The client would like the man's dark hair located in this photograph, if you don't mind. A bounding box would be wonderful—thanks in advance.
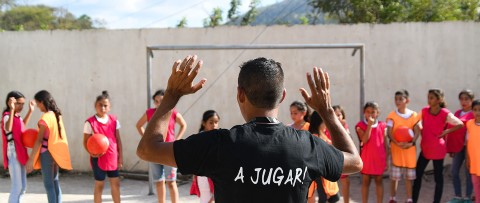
[238,57,284,109]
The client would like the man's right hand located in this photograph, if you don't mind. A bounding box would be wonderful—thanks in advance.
[300,67,332,114]
[165,55,207,99]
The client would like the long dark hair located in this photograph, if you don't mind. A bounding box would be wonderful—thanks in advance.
[3,91,25,114]
[308,111,323,135]
[34,90,63,138]
[199,110,220,132]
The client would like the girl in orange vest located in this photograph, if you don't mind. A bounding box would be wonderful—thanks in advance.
[290,101,310,130]
[26,90,72,203]
[83,91,123,203]
[385,90,420,203]
[356,102,387,203]
[308,111,340,203]
[466,99,480,203]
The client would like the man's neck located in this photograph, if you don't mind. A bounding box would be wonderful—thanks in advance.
[243,108,278,122]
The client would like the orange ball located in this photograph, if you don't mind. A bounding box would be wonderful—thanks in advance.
[87,134,109,155]
[22,128,38,148]
[394,126,414,142]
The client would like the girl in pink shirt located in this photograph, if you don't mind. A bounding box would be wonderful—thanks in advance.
[412,89,463,203]
[356,102,387,203]
[83,91,123,203]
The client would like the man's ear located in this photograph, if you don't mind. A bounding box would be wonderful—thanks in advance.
[237,87,245,104]
[279,88,287,104]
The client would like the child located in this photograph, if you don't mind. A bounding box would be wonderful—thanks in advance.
[308,111,340,203]
[328,105,351,203]
[290,101,310,130]
[412,89,464,203]
[466,99,480,203]
[135,89,187,203]
[26,90,72,203]
[385,90,420,203]
[83,91,123,203]
[356,102,386,203]
[447,90,475,203]
[190,110,219,203]
[2,91,34,203]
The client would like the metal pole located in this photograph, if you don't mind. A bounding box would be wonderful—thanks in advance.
[146,48,154,196]
[360,46,365,121]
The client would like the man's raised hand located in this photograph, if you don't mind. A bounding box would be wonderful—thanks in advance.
[300,67,332,114]
[166,55,207,98]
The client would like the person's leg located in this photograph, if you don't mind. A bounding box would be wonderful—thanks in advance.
[362,175,371,203]
[451,151,464,199]
[412,152,429,203]
[8,146,26,203]
[197,176,213,203]
[40,151,58,203]
[466,150,474,199]
[340,176,350,203]
[165,166,179,203]
[471,175,480,203]
[150,163,166,203]
[94,181,105,203]
[109,177,121,203]
[432,159,445,203]
[405,168,416,202]
[389,166,400,202]
[374,175,383,203]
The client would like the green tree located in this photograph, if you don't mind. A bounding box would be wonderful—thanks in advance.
[299,15,309,24]
[0,5,96,31]
[241,0,260,25]
[176,16,187,28]
[309,0,480,23]
[0,0,16,11]
[227,0,241,21]
[204,7,223,27]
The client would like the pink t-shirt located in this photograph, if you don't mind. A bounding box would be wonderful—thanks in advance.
[38,120,50,153]
[445,110,473,153]
[146,108,178,142]
[356,121,386,175]
[420,107,449,160]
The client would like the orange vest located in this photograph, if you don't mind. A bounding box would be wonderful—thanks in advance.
[308,135,339,198]
[386,110,420,168]
[466,119,480,176]
[33,112,72,170]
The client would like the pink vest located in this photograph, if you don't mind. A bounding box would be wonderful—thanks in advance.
[146,108,177,142]
[421,107,449,160]
[2,112,28,169]
[87,115,118,171]
[356,121,387,175]
[445,110,473,153]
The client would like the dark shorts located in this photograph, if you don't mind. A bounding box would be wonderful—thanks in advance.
[91,158,119,181]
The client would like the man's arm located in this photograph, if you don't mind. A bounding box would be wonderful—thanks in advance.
[300,67,362,174]
[136,55,206,167]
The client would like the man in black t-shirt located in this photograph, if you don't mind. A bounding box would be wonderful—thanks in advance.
[137,55,363,202]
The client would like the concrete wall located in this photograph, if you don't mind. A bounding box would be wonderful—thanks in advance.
[0,22,479,171]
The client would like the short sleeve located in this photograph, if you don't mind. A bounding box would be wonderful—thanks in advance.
[84,122,93,134]
[446,113,463,126]
[3,115,9,132]
[313,137,344,182]
[386,120,394,127]
[116,120,121,130]
[173,129,227,176]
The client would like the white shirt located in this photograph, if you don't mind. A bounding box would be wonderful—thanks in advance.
[386,109,414,127]
[83,115,121,134]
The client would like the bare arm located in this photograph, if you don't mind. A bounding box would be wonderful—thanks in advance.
[137,55,206,167]
[175,113,187,140]
[300,67,362,174]
[136,113,148,136]
[26,123,47,173]
[23,100,35,126]
[5,97,15,132]
[440,113,464,138]
[116,129,123,169]
[83,133,91,153]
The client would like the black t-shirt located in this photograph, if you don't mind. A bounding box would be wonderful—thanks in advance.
[174,122,344,203]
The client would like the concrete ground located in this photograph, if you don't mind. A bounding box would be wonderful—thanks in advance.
[0,166,468,203]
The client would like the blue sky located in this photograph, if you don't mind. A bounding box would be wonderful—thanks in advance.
[24,0,281,29]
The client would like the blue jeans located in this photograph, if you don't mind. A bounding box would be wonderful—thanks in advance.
[7,144,27,203]
[451,147,473,197]
[40,151,62,203]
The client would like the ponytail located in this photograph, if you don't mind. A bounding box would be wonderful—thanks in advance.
[429,89,447,108]
[34,90,63,139]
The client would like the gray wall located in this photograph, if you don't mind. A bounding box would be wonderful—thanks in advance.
[1,22,479,171]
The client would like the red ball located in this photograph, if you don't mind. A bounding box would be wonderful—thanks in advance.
[87,134,109,155]
[394,126,414,142]
[22,128,38,148]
